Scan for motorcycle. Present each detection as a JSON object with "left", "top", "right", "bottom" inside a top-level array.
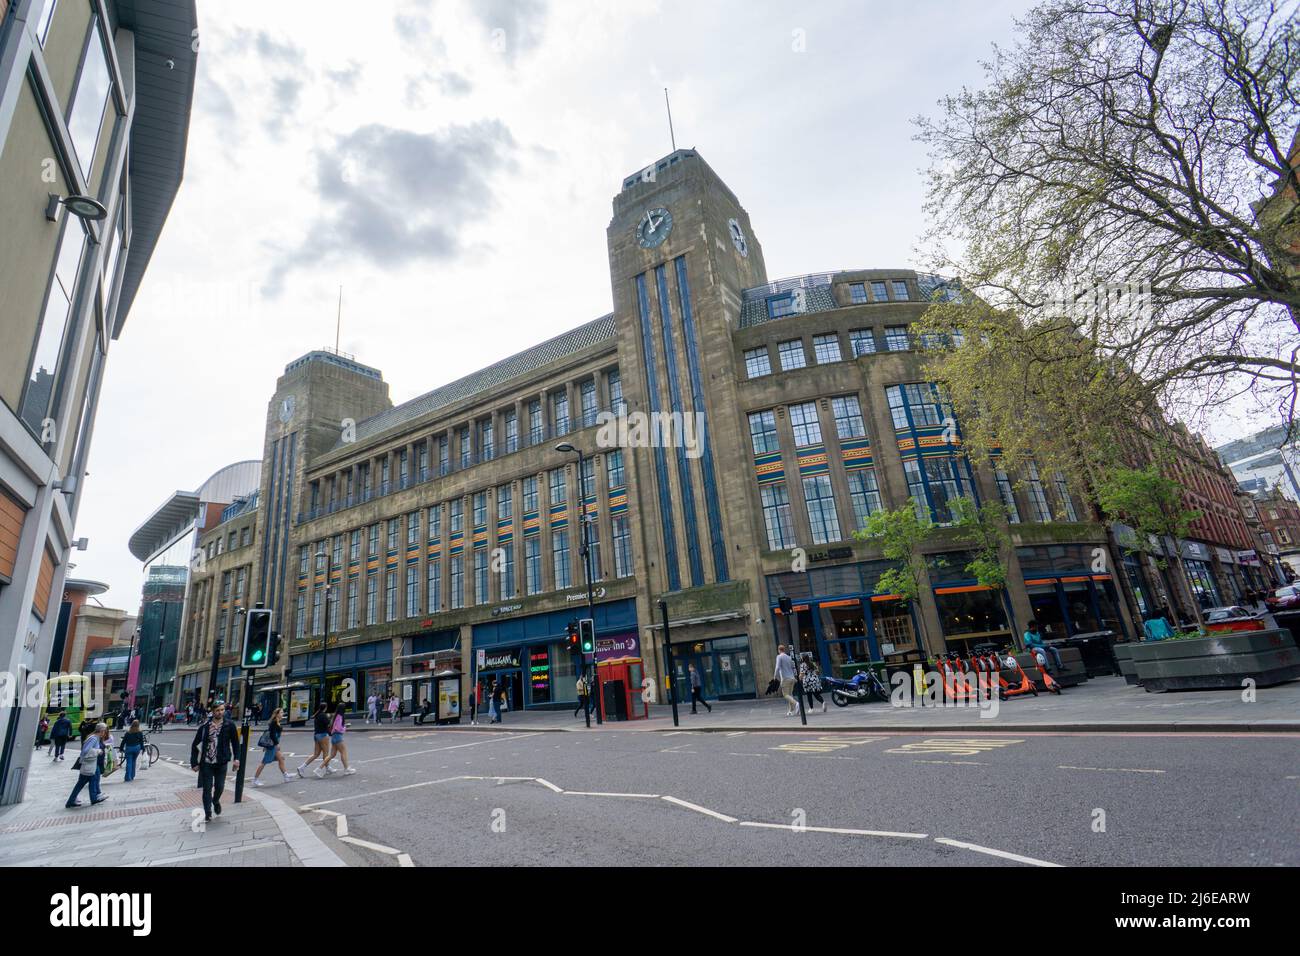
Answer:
[{"left": 822, "top": 668, "right": 891, "bottom": 706}]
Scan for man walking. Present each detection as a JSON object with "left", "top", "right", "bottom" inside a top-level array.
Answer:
[
  {"left": 774, "top": 644, "right": 800, "bottom": 717},
  {"left": 50, "top": 711, "right": 72, "bottom": 761},
  {"left": 190, "top": 702, "right": 241, "bottom": 822},
  {"left": 573, "top": 674, "right": 588, "bottom": 719},
  {"left": 688, "top": 663, "right": 712, "bottom": 714},
  {"left": 366, "top": 693, "right": 378, "bottom": 724}
]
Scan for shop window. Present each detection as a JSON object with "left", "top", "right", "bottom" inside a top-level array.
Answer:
[
  {"left": 1026, "top": 584, "right": 1067, "bottom": 640},
  {"left": 934, "top": 588, "right": 1009, "bottom": 640},
  {"left": 871, "top": 599, "right": 917, "bottom": 655}
]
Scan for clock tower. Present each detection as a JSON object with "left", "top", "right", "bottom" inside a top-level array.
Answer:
[{"left": 606, "top": 150, "right": 772, "bottom": 645}]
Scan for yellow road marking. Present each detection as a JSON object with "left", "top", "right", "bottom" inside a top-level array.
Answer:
[{"left": 885, "top": 738, "right": 1023, "bottom": 756}]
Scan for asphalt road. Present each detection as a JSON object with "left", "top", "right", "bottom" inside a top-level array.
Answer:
[{"left": 147, "top": 726, "right": 1299, "bottom": 867}]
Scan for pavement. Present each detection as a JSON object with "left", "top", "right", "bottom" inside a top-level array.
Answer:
[
  {"left": 294, "top": 674, "right": 1300, "bottom": 734},
  {"left": 0, "top": 741, "right": 352, "bottom": 868}
]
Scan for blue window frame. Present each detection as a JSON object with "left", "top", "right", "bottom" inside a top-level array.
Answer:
[
  {"left": 744, "top": 347, "right": 772, "bottom": 378},
  {"left": 849, "top": 329, "right": 876, "bottom": 356},
  {"left": 891, "top": 280, "right": 910, "bottom": 301}
]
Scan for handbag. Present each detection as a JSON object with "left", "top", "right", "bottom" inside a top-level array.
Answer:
[
  {"left": 764, "top": 678, "right": 780, "bottom": 696},
  {"left": 257, "top": 731, "right": 274, "bottom": 749}
]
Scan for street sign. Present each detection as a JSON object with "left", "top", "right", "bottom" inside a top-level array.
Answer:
[{"left": 476, "top": 649, "right": 486, "bottom": 667}]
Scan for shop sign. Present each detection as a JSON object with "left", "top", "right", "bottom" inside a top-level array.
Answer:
[
  {"left": 1214, "top": 547, "right": 1233, "bottom": 565},
  {"left": 480, "top": 650, "right": 520, "bottom": 670},
  {"left": 476, "top": 649, "right": 486, "bottom": 667},
  {"left": 491, "top": 603, "right": 523, "bottom": 617},
  {"left": 807, "top": 546, "right": 854, "bottom": 563},
  {"left": 1237, "top": 550, "right": 1260, "bottom": 566},
  {"left": 595, "top": 633, "right": 639, "bottom": 661},
  {"left": 565, "top": 587, "right": 608, "bottom": 603},
  {"left": 1180, "top": 540, "right": 1210, "bottom": 561}
]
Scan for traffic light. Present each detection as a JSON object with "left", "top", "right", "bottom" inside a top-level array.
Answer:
[
  {"left": 566, "top": 620, "right": 580, "bottom": 653},
  {"left": 578, "top": 618, "right": 595, "bottom": 654},
  {"left": 241, "top": 608, "right": 273, "bottom": 669},
  {"left": 267, "top": 631, "right": 283, "bottom": 667}
]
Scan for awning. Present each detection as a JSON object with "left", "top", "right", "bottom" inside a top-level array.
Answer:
[{"left": 253, "top": 681, "right": 309, "bottom": 691}]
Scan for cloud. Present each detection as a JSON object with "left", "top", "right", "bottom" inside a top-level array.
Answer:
[
  {"left": 264, "top": 76, "right": 303, "bottom": 138},
  {"left": 326, "top": 61, "right": 363, "bottom": 90},
  {"left": 468, "top": 0, "right": 548, "bottom": 63},
  {"left": 404, "top": 70, "right": 473, "bottom": 108},
  {"left": 229, "top": 28, "right": 306, "bottom": 65},
  {"left": 265, "top": 120, "right": 519, "bottom": 293}
]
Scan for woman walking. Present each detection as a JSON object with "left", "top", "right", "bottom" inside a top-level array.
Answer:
[
  {"left": 121, "top": 719, "right": 145, "bottom": 782},
  {"left": 799, "top": 653, "right": 826, "bottom": 713},
  {"left": 296, "top": 702, "right": 332, "bottom": 778},
  {"left": 65, "top": 723, "right": 110, "bottom": 808},
  {"left": 318, "top": 701, "right": 356, "bottom": 776},
  {"left": 49, "top": 712, "right": 72, "bottom": 760},
  {"left": 254, "top": 708, "right": 295, "bottom": 786},
  {"left": 387, "top": 694, "right": 400, "bottom": 724}
]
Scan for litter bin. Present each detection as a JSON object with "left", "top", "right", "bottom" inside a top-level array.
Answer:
[
  {"left": 1059, "top": 630, "right": 1120, "bottom": 677},
  {"left": 600, "top": 679, "right": 628, "bottom": 721}
]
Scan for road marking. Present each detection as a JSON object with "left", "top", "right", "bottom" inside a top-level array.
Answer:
[
  {"left": 726, "top": 752, "right": 769, "bottom": 757},
  {"left": 357, "top": 733, "right": 539, "bottom": 764},
  {"left": 534, "top": 778, "right": 564, "bottom": 793},
  {"left": 724, "top": 731, "right": 747, "bottom": 737},
  {"left": 739, "top": 821, "right": 928, "bottom": 839},
  {"left": 885, "top": 738, "right": 1023, "bottom": 756},
  {"left": 660, "top": 796, "right": 738, "bottom": 823},
  {"left": 341, "top": 835, "right": 401, "bottom": 854},
  {"left": 933, "top": 837, "right": 1061, "bottom": 867},
  {"left": 1058, "top": 765, "right": 1165, "bottom": 774},
  {"left": 772, "top": 736, "right": 885, "bottom": 754},
  {"left": 564, "top": 791, "right": 660, "bottom": 798},
  {"left": 300, "top": 775, "right": 468, "bottom": 809},
  {"left": 397, "top": 853, "right": 414, "bottom": 867},
  {"left": 913, "top": 760, "right": 989, "bottom": 765}
]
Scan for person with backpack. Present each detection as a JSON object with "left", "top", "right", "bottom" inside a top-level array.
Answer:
[
  {"left": 318, "top": 701, "right": 356, "bottom": 776},
  {"left": 50, "top": 712, "right": 72, "bottom": 761},
  {"left": 799, "top": 653, "right": 826, "bottom": 713},
  {"left": 65, "top": 723, "right": 110, "bottom": 808},
  {"left": 253, "top": 708, "right": 295, "bottom": 786},
  {"left": 189, "top": 702, "right": 241, "bottom": 822},
  {"left": 296, "top": 701, "right": 332, "bottom": 778}
]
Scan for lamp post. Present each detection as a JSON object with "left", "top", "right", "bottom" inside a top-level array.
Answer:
[
  {"left": 316, "top": 551, "right": 334, "bottom": 711},
  {"left": 556, "top": 443, "right": 602, "bottom": 725}
]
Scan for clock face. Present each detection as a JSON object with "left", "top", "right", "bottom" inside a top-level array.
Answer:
[
  {"left": 278, "top": 395, "right": 295, "bottom": 423},
  {"left": 728, "top": 218, "right": 748, "bottom": 257},
  {"left": 636, "top": 207, "right": 673, "bottom": 249}
]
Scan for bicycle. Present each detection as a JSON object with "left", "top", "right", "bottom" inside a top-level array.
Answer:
[{"left": 116, "top": 732, "right": 161, "bottom": 771}]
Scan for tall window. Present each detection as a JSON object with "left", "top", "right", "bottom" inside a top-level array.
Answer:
[
  {"left": 499, "top": 543, "right": 516, "bottom": 597},
  {"left": 311, "top": 586, "right": 323, "bottom": 636},
  {"left": 580, "top": 458, "right": 595, "bottom": 498},
  {"left": 365, "top": 575, "right": 377, "bottom": 625},
  {"left": 479, "top": 419, "right": 495, "bottom": 461},
  {"left": 581, "top": 380, "right": 598, "bottom": 427},
  {"left": 417, "top": 440, "right": 429, "bottom": 479},
  {"left": 438, "top": 436, "right": 449, "bottom": 475},
  {"left": 474, "top": 548, "right": 489, "bottom": 604},
  {"left": 831, "top": 395, "right": 866, "bottom": 439},
  {"left": 553, "top": 530, "right": 572, "bottom": 588},
  {"left": 812, "top": 334, "right": 842, "bottom": 364},
  {"left": 407, "top": 511, "right": 419, "bottom": 546},
  {"left": 1053, "top": 471, "right": 1079, "bottom": 521},
  {"left": 552, "top": 391, "right": 570, "bottom": 436},
  {"left": 380, "top": 456, "right": 391, "bottom": 487},
  {"left": 608, "top": 369, "right": 626, "bottom": 414},
  {"left": 848, "top": 470, "right": 883, "bottom": 530},
  {"left": 606, "top": 449, "right": 625, "bottom": 488},
  {"left": 885, "top": 326, "right": 910, "bottom": 351},
  {"left": 871, "top": 281, "right": 888, "bottom": 300},
  {"left": 349, "top": 530, "right": 361, "bottom": 561},
  {"left": 398, "top": 449, "right": 409, "bottom": 486},
  {"left": 296, "top": 594, "right": 306, "bottom": 638},
  {"left": 760, "top": 484, "right": 795, "bottom": 550},
  {"left": 612, "top": 516, "right": 633, "bottom": 577},
  {"left": 498, "top": 484, "right": 513, "bottom": 520},
  {"left": 347, "top": 580, "right": 358, "bottom": 628},
  {"left": 891, "top": 280, "right": 910, "bottom": 301},
  {"left": 849, "top": 329, "right": 876, "bottom": 356},
  {"left": 20, "top": 219, "right": 86, "bottom": 433},
  {"left": 450, "top": 499, "right": 463, "bottom": 533},
  {"left": 459, "top": 427, "right": 471, "bottom": 468},
  {"left": 525, "top": 538, "right": 542, "bottom": 594},
  {"left": 68, "top": 18, "right": 115, "bottom": 179},
  {"left": 387, "top": 518, "right": 399, "bottom": 551},
  {"left": 995, "top": 466, "right": 1022, "bottom": 523},
  {"left": 523, "top": 477, "right": 539, "bottom": 513},
  {"left": 368, "top": 523, "right": 379, "bottom": 556},
  {"left": 505, "top": 411, "right": 519, "bottom": 453},
  {"left": 749, "top": 410, "right": 780, "bottom": 454},
  {"left": 886, "top": 382, "right": 949, "bottom": 429},
  {"left": 427, "top": 559, "right": 441, "bottom": 611},
  {"left": 803, "top": 475, "right": 841, "bottom": 544},
  {"left": 744, "top": 347, "right": 772, "bottom": 378},
  {"left": 1025, "top": 462, "right": 1052, "bottom": 522},
  {"left": 903, "top": 457, "right": 969, "bottom": 525},
  {"left": 529, "top": 400, "right": 543, "bottom": 445},
  {"left": 450, "top": 556, "right": 464, "bottom": 609},
  {"left": 778, "top": 339, "right": 807, "bottom": 371},
  {"left": 385, "top": 570, "right": 397, "bottom": 622},
  {"left": 428, "top": 504, "right": 442, "bottom": 539},
  {"left": 406, "top": 566, "right": 419, "bottom": 617},
  {"left": 789, "top": 402, "right": 823, "bottom": 447},
  {"left": 549, "top": 467, "right": 567, "bottom": 507},
  {"left": 473, "top": 492, "right": 487, "bottom": 526}
]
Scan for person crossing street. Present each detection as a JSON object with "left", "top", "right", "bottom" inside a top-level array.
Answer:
[{"left": 189, "top": 702, "right": 241, "bottom": 822}]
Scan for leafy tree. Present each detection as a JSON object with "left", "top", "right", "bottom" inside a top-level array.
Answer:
[
  {"left": 854, "top": 501, "right": 936, "bottom": 653},
  {"left": 915, "top": 0, "right": 1300, "bottom": 429},
  {"left": 950, "top": 497, "right": 1012, "bottom": 592}
]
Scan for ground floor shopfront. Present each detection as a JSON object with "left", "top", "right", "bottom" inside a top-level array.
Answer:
[
  {"left": 287, "top": 638, "right": 395, "bottom": 714},
  {"left": 469, "top": 598, "right": 641, "bottom": 711}
]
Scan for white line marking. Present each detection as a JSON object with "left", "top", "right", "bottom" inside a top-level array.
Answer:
[
  {"left": 739, "top": 821, "right": 928, "bottom": 839},
  {"left": 336, "top": 816, "right": 348, "bottom": 838},
  {"left": 534, "top": 778, "right": 564, "bottom": 793},
  {"left": 564, "top": 791, "right": 660, "bottom": 798},
  {"left": 724, "top": 731, "right": 747, "bottom": 737},
  {"left": 300, "top": 775, "right": 468, "bottom": 809},
  {"left": 397, "top": 853, "right": 414, "bottom": 867},
  {"left": 933, "top": 837, "right": 1062, "bottom": 867},
  {"left": 357, "top": 733, "right": 539, "bottom": 764},
  {"left": 660, "top": 795, "right": 737, "bottom": 823},
  {"left": 1057, "top": 765, "right": 1165, "bottom": 774},
  {"left": 726, "top": 753, "right": 768, "bottom": 757},
  {"left": 341, "top": 836, "right": 400, "bottom": 854}
]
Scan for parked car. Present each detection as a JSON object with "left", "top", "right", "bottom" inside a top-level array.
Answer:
[
  {"left": 1202, "top": 606, "right": 1267, "bottom": 633},
  {"left": 1264, "top": 585, "right": 1300, "bottom": 613}
]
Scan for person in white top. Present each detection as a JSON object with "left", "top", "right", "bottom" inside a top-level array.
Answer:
[
  {"left": 774, "top": 645, "right": 800, "bottom": 716},
  {"left": 366, "top": 694, "right": 377, "bottom": 724}
]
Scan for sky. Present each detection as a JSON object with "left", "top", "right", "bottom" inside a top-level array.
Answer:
[{"left": 70, "top": 0, "right": 1257, "bottom": 612}]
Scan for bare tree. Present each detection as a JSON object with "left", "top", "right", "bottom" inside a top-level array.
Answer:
[{"left": 916, "top": 0, "right": 1300, "bottom": 429}]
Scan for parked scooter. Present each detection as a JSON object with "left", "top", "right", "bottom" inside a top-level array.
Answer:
[
  {"left": 997, "top": 650, "right": 1039, "bottom": 700},
  {"left": 823, "top": 668, "right": 891, "bottom": 706},
  {"left": 1026, "top": 647, "right": 1063, "bottom": 695}
]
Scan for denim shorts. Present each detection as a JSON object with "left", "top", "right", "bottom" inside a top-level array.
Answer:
[
  {"left": 329, "top": 733, "right": 344, "bottom": 745},
  {"left": 313, "top": 733, "right": 328, "bottom": 742},
  {"left": 260, "top": 746, "right": 278, "bottom": 765}
]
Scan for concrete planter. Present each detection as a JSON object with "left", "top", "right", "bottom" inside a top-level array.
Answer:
[
  {"left": 1131, "top": 629, "right": 1300, "bottom": 692},
  {"left": 1113, "top": 642, "right": 1140, "bottom": 685}
]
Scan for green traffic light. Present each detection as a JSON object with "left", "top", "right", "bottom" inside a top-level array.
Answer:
[{"left": 251, "top": 649, "right": 265, "bottom": 663}]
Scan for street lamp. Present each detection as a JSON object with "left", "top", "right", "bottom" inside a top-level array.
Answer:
[
  {"left": 556, "top": 443, "right": 601, "bottom": 726},
  {"left": 316, "top": 550, "right": 334, "bottom": 711}
]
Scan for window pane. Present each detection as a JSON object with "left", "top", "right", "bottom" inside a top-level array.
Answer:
[
  {"left": 21, "top": 221, "right": 87, "bottom": 432},
  {"left": 68, "top": 20, "right": 113, "bottom": 180}
]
